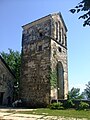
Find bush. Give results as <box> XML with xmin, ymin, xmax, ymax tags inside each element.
<box><xmin>78</xmin><ymin>102</ymin><xmax>89</xmax><ymax>110</ymax></box>
<box><xmin>64</xmin><ymin>100</ymin><xmax>75</xmax><ymax>109</ymax></box>
<box><xmin>49</xmin><ymin>102</ymin><xmax>64</xmax><ymax>110</ymax></box>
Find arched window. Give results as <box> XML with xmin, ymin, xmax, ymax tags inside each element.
<box><xmin>58</xmin><ymin>21</ymin><xmax>61</xmax><ymax>42</ymax></box>
<box><xmin>56</xmin><ymin>22</ymin><xmax>58</xmax><ymax>40</ymax></box>
<box><xmin>62</xmin><ymin>28</ymin><xmax>64</xmax><ymax>45</ymax></box>
<box><xmin>38</xmin><ymin>29</ymin><xmax>43</xmax><ymax>38</ymax></box>
<box><xmin>65</xmin><ymin>35</ymin><xmax>67</xmax><ymax>47</ymax></box>
<box><xmin>57</xmin><ymin>62</ymin><xmax>64</xmax><ymax>99</ymax></box>
<box><xmin>58</xmin><ymin>47</ymin><xmax>62</xmax><ymax>52</ymax></box>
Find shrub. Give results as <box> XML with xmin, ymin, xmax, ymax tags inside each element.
<box><xmin>64</xmin><ymin>100</ymin><xmax>75</xmax><ymax>109</ymax></box>
<box><xmin>78</xmin><ymin>102</ymin><xmax>89</xmax><ymax>110</ymax></box>
<box><xmin>49</xmin><ymin>102</ymin><xmax>64</xmax><ymax>110</ymax></box>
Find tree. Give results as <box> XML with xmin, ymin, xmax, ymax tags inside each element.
<box><xmin>0</xmin><ymin>48</ymin><xmax>21</xmax><ymax>83</ymax></box>
<box><xmin>68</xmin><ymin>87</ymin><xmax>84</xmax><ymax>100</ymax></box>
<box><xmin>70</xmin><ymin>0</ymin><xmax>90</xmax><ymax>26</ymax></box>
<box><xmin>1</xmin><ymin>49</ymin><xmax>21</xmax><ymax>100</ymax></box>
<box><xmin>84</xmin><ymin>81</ymin><xmax>90</xmax><ymax>99</ymax></box>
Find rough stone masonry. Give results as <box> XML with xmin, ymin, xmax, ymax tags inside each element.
<box><xmin>20</xmin><ymin>12</ymin><xmax>68</xmax><ymax>107</ymax></box>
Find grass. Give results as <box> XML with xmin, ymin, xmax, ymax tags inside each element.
<box><xmin>18</xmin><ymin>108</ymin><xmax>90</xmax><ymax>119</ymax></box>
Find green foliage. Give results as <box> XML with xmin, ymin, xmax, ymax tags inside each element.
<box><xmin>64</xmin><ymin>100</ymin><xmax>75</xmax><ymax>109</ymax></box>
<box><xmin>84</xmin><ymin>81</ymin><xmax>90</xmax><ymax>99</ymax></box>
<box><xmin>0</xmin><ymin>49</ymin><xmax>21</xmax><ymax>100</ymax></box>
<box><xmin>50</xmin><ymin>71</ymin><xmax>57</xmax><ymax>88</ymax></box>
<box><xmin>78</xmin><ymin>102</ymin><xmax>89</xmax><ymax>110</ymax></box>
<box><xmin>18</xmin><ymin>108</ymin><xmax>90</xmax><ymax>119</ymax></box>
<box><xmin>70</xmin><ymin>0</ymin><xmax>90</xmax><ymax>26</ymax></box>
<box><xmin>68</xmin><ymin>87</ymin><xmax>84</xmax><ymax>100</ymax></box>
<box><xmin>0</xmin><ymin>48</ymin><xmax>21</xmax><ymax>82</ymax></box>
<box><xmin>49</xmin><ymin>102</ymin><xmax>64</xmax><ymax>110</ymax></box>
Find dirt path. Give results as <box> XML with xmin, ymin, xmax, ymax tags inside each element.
<box><xmin>0</xmin><ymin>108</ymin><xmax>88</xmax><ymax>120</ymax></box>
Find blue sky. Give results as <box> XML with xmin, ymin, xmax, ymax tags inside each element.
<box><xmin>0</xmin><ymin>0</ymin><xmax>90</xmax><ymax>92</ymax></box>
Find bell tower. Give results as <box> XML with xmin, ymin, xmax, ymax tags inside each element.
<box><xmin>20</xmin><ymin>12</ymin><xmax>68</xmax><ymax>107</ymax></box>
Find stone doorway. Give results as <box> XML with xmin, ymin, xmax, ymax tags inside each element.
<box><xmin>0</xmin><ymin>92</ymin><xmax>4</xmax><ymax>105</ymax></box>
<box><xmin>57</xmin><ymin>62</ymin><xmax>64</xmax><ymax>99</ymax></box>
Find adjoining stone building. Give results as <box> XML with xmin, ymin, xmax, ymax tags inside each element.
<box><xmin>20</xmin><ymin>12</ymin><xmax>68</xmax><ymax>107</ymax></box>
<box><xmin>0</xmin><ymin>55</ymin><xmax>15</xmax><ymax>106</ymax></box>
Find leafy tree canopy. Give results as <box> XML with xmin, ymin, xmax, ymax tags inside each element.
<box><xmin>70</xmin><ymin>0</ymin><xmax>90</xmax><ymax>26</ymax></box>
<box><xmin>68</xmin><ymin>87</ymin><xmax>84</xmax><ymax>100</ymax></box>
<box><xmin>84</xmin><ymin>81</ymin><xmax>90</xmax><ymax>99</ymax></box>
<box><xmin>0</xmin><ymin>48</ymin><xmax>21</xmax><ymax>83</ymax></box>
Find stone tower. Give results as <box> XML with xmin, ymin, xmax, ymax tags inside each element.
<box><xmin>20</xmin><ymin>12</ymin><xmax>68</xmax><ymax>107</ymax></box>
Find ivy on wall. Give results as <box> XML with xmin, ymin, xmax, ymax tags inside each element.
<box><xmin>50</xmin><ymin>70</ymin><xmax>57</xmax><ymax>88</ymax></box>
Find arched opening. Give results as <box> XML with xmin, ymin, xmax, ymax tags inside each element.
<box><xmin>57</xmin><ymin>62</ymin><xmax>64</xmax><ymax>99</ymax></box>
<box><xmin>56</xmin><ymin>22</ymin><xmax>58</xmax><ymax>40</ymax></box>
<box><xmin>65</xmin><ymin>35</ymin><xmax>67</xmax><ymax>47</ymax></box>
<box><xmin>0</xmin><ymin>92</ymin><xmax>4</xmax><ymax>105</ymax></box>
<box><xmin>58</xmin><ymin>21</ymin><xmax>61</xmax><ymax>42</ymax></box>
<box><xmin>62</xmin><ymin>28</ymin><xmax>64</xmax><ymax>45</ymax></box>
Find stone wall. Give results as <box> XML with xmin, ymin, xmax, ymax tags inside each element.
<box><xmin>50</xmin><ymin>40</ymin><xmax>68</xmax><ymax>99</ymax></box>
<box><xmin>20</xmin><ymin>18</ymin><xmax>52</xmax><ymax>107</ymax></box>
<box><xmin>50</xmin><ymin>13</ymin><xmax>68</xmax><ymax>100</ymax></box>
<box><xmin>20</xmin><ymin>12</ymin><xmax>68</xmax><ymax>107</ymax></box>
<box><xmin>0</xmin><ymin>57</ymin><xmax>15</xmax><ymax>105</ymax></box>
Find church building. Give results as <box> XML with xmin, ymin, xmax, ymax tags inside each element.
<box><xmin>20</xmin><ymin>12</ymin><xmax>68</xmax><ymax>107</ymax></box>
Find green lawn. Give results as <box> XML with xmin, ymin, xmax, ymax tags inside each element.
<box><xmin>18</xmin><ymin>108</ymin><xmax>90</xmax><ymax>119</ymax></box>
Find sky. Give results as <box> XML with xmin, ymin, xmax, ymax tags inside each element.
<box><xmin>0</xmin><ymin>0</ymin><xmax>90</xmax><ymax>92</ymax></box>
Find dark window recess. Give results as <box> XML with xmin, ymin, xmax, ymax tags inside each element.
<box><xmin>0</xmin><ymin>92</ymin><xmax>4</xmax><ymax>105</ymax></box>
<box><xmin>39</xmin><ymin>32</ymin><xmax>43</xmax><ymax>37</ymax></box>
<box><xmin>58</xmin><ymin>47</ymin><xmax>61</xmax><ymax>52</ymax></box>
<box><xmin>65</xmin><ymin>36</ymin><xmax>67</xmax><ymax>46</ymax></box>
<box><xmin>56</xmin><ymin>22</ymin><xmax>58</xmax><ymax>40</ymax></box>
<box><xmin>45</xmin><ymin>28</ymin><xmax>47</xmax><ymax>30</ymax></box>
<box><xmin>59</xmin><ymin>31</ymin><xmax>61</xmax><ymax>42</ymax></box>
<box><xmin>62</xmin><ymin>37</ymin><xmax>64</xmax><ymax>44</ymax></box>
<box><xmin>38</xmin><ymin>45</ymin><xmax>42</xmax><ymax>51</ymax></box>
